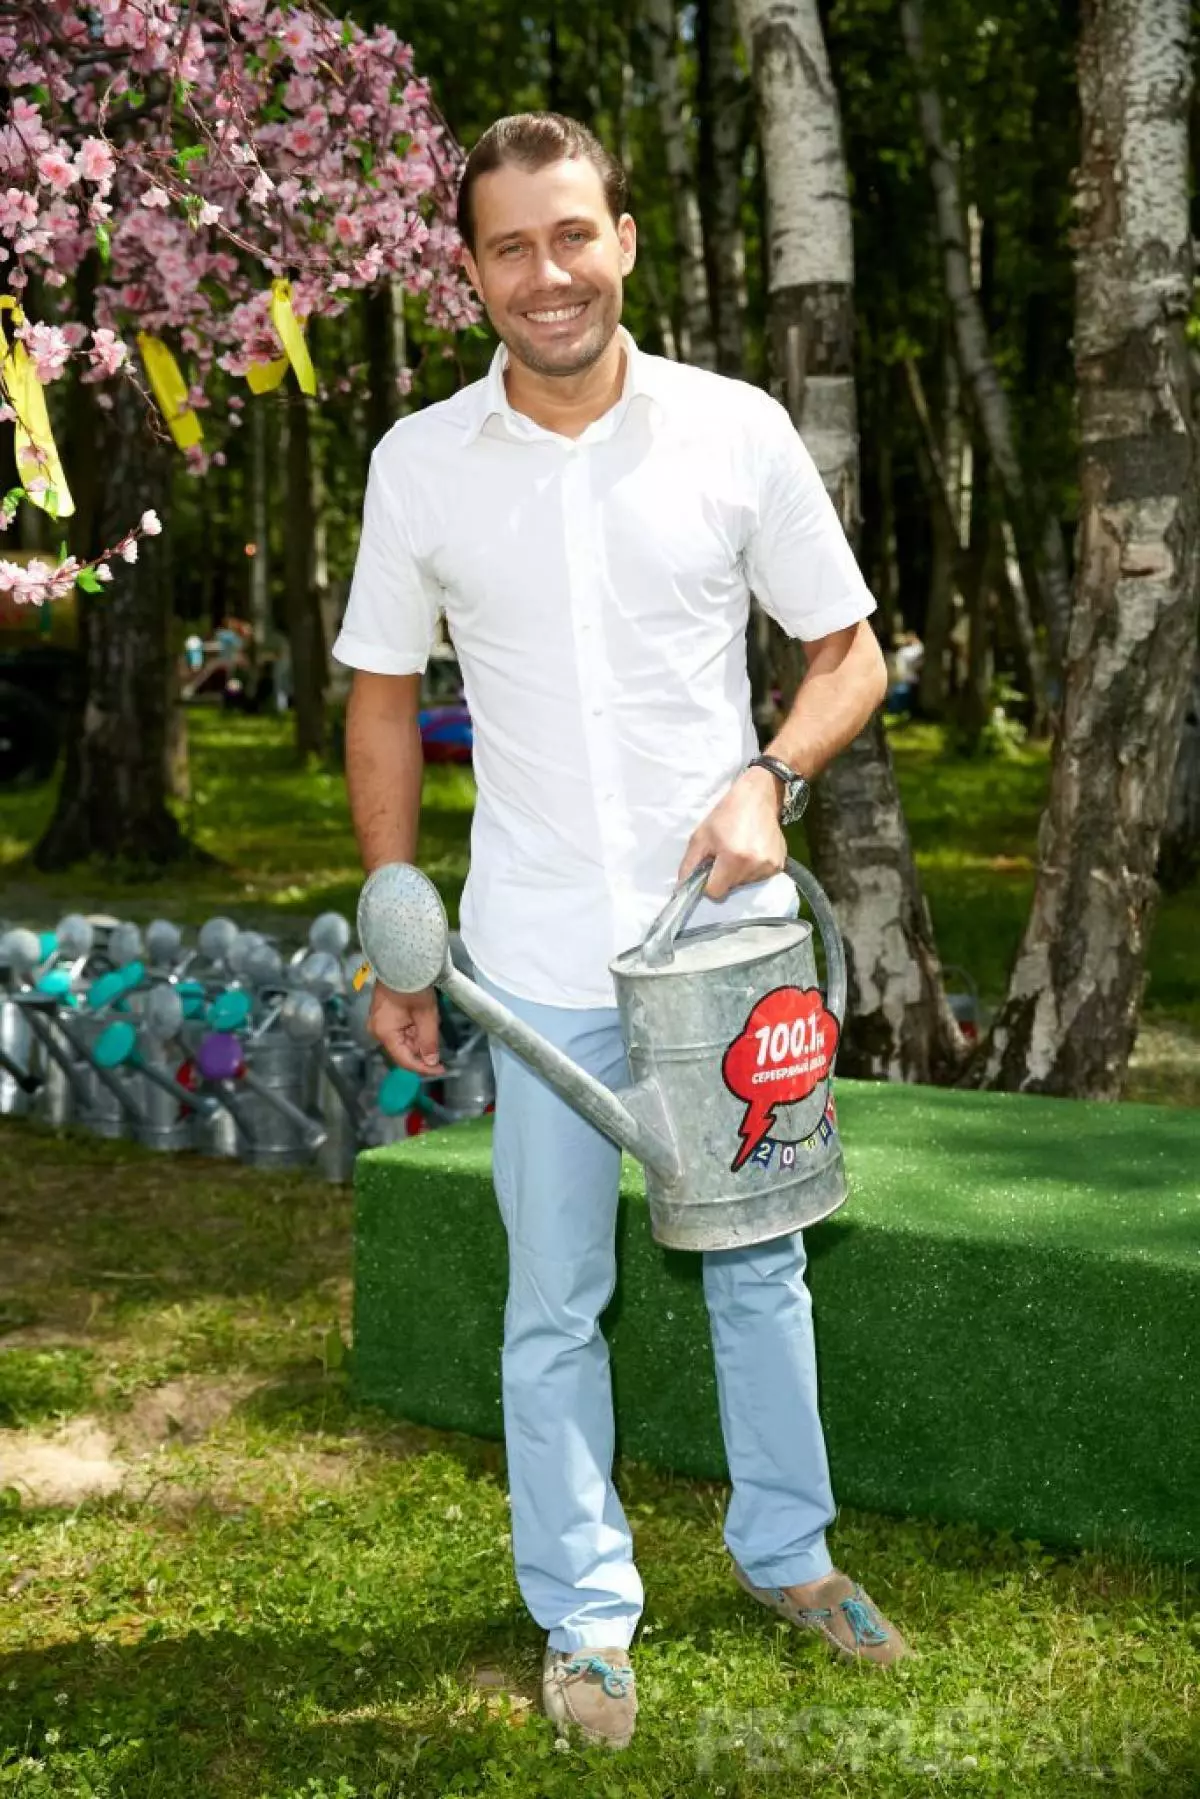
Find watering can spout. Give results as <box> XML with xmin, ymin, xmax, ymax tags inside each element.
<box><xmin>356</xmin><ymin>864</ymin><xmax>683</xmax><ymax>1186</ymax></box>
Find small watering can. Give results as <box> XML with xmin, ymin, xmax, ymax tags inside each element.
<box><xmin>357</xmin><ymin>855</ymin><xmax>849</xmax><ymax>1252</ymax></box>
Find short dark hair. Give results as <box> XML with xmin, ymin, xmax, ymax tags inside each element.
<box><xmin>456</xmin><ymin>112</ymin><xmax>629</xmax><ymax>257</ymax></box>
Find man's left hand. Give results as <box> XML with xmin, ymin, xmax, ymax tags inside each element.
<box><xmin>676</xmin><ymin>766</ymin><xmax>787</xmax><ymax>900</ymax></box>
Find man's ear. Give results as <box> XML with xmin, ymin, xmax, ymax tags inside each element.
<box><xmin>618</xmin><ymin>214</ymin><xmax>637</xmax><ymax>278</ymax></box>
<box><xmin>462</xmin><ymin>249</ymin><xmax>484</xmax><ymax>302</ymax></box>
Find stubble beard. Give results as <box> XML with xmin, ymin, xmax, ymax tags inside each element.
<box><xmin>500</xmin><ymin>294</ymin><xmax>619</xmax><ymax>380</ymax></box>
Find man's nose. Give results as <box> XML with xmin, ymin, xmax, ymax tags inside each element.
<box><xmin>532</xmin><ymin>256</ymin><xmax>573</xmax><ymax>287</ymax></box>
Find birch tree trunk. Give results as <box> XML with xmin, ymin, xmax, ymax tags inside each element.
<box><xmin>697</xmin><ymin>0</ymin><xmax>748</xmax><ymax>376</ymax></box>
<box><xmin>735</xmin><ymin>0</ymin><xmax>964</xmax><ymax>1083</ymax></box>
<box><xmin>900</xmin><ymin>0</ymin><xmax>1073</xmax><ymax>673</ymax></box>
<box><xmin>645</xmin><ymin>0</ymin><xmax>716</xmax><ymax>368</ymax></box>
<box><xmin>967</xmin><ymin>0</ymin><xmax>1198</xmax><ymax>1097</ymax></box>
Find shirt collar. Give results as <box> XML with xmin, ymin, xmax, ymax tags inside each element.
<box><xmin>460</xmin><ymin>324</ymin><xmax>664</xmax><ymax>446</ymax></box>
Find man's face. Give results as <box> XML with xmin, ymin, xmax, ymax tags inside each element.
<box><xmin>462</xmin><ymin>156</ymin><xmax>636</xmax><ymax>379</ymax></box>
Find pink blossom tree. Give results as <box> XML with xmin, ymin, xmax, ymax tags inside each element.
<box><xmin>0</xmin><ymin>0</ymin><xmax>477</xmax><ymax>864</ymax></box>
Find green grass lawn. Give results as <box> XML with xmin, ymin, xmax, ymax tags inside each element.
<box><xmin>1</xmin><ymin>1122</ymin><xmax>1196</xmax><ymax>1798</ymax></box>
<box><xmin>2</xmin><ymin>711</ymin><xmax>1197</xmax><ymax>1099</ymax></box>
<box><xmin>1</xmin><ymin>724</ymin><xmax>1197</xmax><ymax>1792</ymax></box>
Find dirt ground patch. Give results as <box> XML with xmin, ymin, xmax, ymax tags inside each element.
<box><xmin>0</xmin><ymin>1417</ymin><xmax>125</xmax><ymax>1508</ymax></box>
<box><xmin>0</xmin><ymin>1373</ymin><xmax>265</xmax><ymax>1507</ymax></box>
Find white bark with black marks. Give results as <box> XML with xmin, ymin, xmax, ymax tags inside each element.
<box><xmin>698</xmin><ymin>0</ymin><xmax>749</xmax><ymax>376</ymax></box>
<box><xmin>644</xmin><ymin>0</ymin><xmax>716</xmax><ymax>369</ymax></box>
<box><xmin>736</xmin><ymin>0</ymin><xmax>964</xmax><ymax>1081</ymax></box>
<box><xmin>968</xmin><ymin>0</ymin><xmax>1198</xmax><ymax>1096</ymax></box>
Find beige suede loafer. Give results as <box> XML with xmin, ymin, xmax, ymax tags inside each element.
<box><xmin>732</xmin><ymin>1561</ymin><xmax>913</xmax><ymax>1666</ymax></box>
<box><xmin>541</xmin><ymin>1644</ymin><xmax>637</xmax><ymax>1750</ymax></box>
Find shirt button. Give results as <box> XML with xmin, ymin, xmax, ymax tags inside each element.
<box><xmin>592</xmin><ymin>706</ymin><xmax>603</xmax><ymax>717</ymax></box>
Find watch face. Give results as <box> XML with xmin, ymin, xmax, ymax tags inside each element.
<box><xmin>783</xmin><ymin>780</ymin><xmax>809</xmax><ymax>823</ymax></box>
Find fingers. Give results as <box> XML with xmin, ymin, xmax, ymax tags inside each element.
<box><xmin>693</xmin><ymin>846</ymin><xmax>786</xmax><ymax>901</ymax></box>
<box><xmin>368</xmin><ymin>985</ymin><xmax>446</xmax><ymax>1077</ymax></box>
<box><xmin>677</xmin><ymin>836</ymin><xmax>715</xmax><ymax>886</ymax></box>
<box><xmin>408</xmin><ymin>989</ymin><xmax>445</xmax><ymax>1072</ymax></box>
<box><xmin>377</xmin><ymin>1034</ymin><xmax>445</xmax><ymax>1078</ymax></box>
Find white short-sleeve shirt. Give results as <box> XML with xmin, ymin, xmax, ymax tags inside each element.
<box><xmin>333</xmin><ymin>326</ymin><xmax>876</xmax><ymax>1007</ymax></box>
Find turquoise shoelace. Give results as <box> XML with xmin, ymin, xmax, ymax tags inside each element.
<box><xmin>563</xmin><ymin>1653</ymin><xmax>634</xmax><ymax>1698</ymax></box>
<box><xmin>840</xmin><ymin>1592</ymin><xmax>890</xmax><ymax>1647</ymax></box>
<box><xmin>784</xmin><ymin>1585</ymin><xmax>890</xmax><ymax>1648</ymax></box>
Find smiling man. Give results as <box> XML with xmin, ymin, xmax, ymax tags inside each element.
<box><xmin>334</xmin><ymin>113</ymin><xmax>907</xmax><ymax>1753</ymax></box>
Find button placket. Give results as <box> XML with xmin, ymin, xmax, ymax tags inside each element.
<box><xmin>562</xmin><ymin>447</ymin><xmax>634</xmax><ymax>926</ymax></box>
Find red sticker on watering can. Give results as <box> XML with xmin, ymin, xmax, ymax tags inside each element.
<box><xmin>721</xmin><ymin>985</ymin><xmax>839</xmax><ymax>1172</ymax></box>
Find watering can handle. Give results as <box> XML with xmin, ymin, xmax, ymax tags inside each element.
<box><xmin>639</xmin><ymin>855</ymin><xmax>847</xmax><ymax>1028</ymax></box>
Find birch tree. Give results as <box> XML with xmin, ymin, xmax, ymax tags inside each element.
<box><xmin>968</xmin><ymin>0</ymin><xmax>1198</xmax><ymax>1097</ymax></box>
<box><xmin>644</xmin><ymin>0</ymin><xmax>717</xmax><ymax>368</ymax></box>
<box><xmin>901</xmin><ymin>0</ymin><xmax>1073</xmax><ymax>676</ymax></box>
<box><xmin>734</xmin><ymin>0</ymin><xmax>964</xmax><ymax>1082</ymax></box>
<box><xmin>697</xmin><ymin>0</ymin><xmax>749</xmax><ymax>377</ymax></box>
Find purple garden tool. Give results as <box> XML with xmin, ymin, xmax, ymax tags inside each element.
<box><xmin>196</xmin><ymin>1028</ymin><xmax>327</xmax><ymax>1160</ymax></box>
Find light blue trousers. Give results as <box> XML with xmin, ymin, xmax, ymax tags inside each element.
<box><xmin>477</xmin><ymin>968</ymin><xmax>837</xmax><ymax>1653</ymax></box>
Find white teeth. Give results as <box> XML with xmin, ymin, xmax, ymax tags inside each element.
<box><xmin>526</xmin><ymin>303</ymin><xmax>586</xmax><ymax>323</ymax></box>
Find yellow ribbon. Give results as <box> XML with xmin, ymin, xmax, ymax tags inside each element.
<box><xmin>0</xmin><ymin>297</ymin><xmax>76</xmax><ymax>519</ymax></box>
<box><xmin>245</xmin><ymin>353</ymin><xmax>288</xmax><ymax>394</ymax></box>
<box><xmin>137</xmin><ymin>332</ymin><xmax>204</xmax><ymax>450</ymax></box>
<box><xmin>246</xmin><ymin>279</ymin><xmax>316</xmax><ymax>396</ymax></box>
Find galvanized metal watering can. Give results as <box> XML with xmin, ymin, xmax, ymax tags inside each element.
<box><xmin>357</xmin><ymin>856</ymin><xmax>849</xmax><ymax>1252</ymax></box>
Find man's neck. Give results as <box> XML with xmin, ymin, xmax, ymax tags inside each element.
<box><xmin>503</xmin><ymin>332</ymin><xmax>627</xmax><ymax>441</ymax></box>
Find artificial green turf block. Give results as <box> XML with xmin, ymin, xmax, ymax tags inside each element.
<box><xmin>352</xmin><ymin>1081</ymin><xmax>1200</xmax><ymax>1563</ymax></box>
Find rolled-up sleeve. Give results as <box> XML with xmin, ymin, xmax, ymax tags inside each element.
<box><xmin>331</xmin><ymin>448</ymin><xmax>443</xmax><ymax>675</ymax></box>
<box><xmin>743</xmin><ymin>394</ymin><xmax>876</xmax><ymax>643</ymax></box>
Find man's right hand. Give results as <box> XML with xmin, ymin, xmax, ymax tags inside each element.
<box><xmin>367</xmin><ymin>981</ymin><xmax>446</xmax><ymax>1077</ymax></box>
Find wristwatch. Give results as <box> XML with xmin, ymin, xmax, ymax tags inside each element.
<box><xmin>747</xmin><ymin>754</ymin><xmax>811</xmax><ymax>826</ymax></box>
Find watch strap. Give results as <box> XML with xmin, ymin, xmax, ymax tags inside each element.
<box><xmin>746</xmin><ymin>754</ymin><xmax>810</xmax><ymax>824</ymax></box>
<box><xmin>748</xmin><ymin>754</ymin><xmax>800</xmax><ymax>788</ymax></box>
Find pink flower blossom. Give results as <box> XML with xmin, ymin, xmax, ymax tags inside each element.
<box><xmin>16</xmin><ymin>320</ymin><xmax>71</xmax><ymax>382</ymax></box>
<box><xmin>9</xmin><ymin>97</ymin><xmax>50</xmax><ymax>152</ymax></box>
<box><xmin>140</xmin><ymin>509</ymin><xmax>163</xmax><ymax>535</ymax></box>
<box><xmin>0</xmin><ymin>188</ymin><xmax>39</xmax><ymax>236</ymax></box>
<box><xmin>120</xmin><ymin>539</ymin><xmax>138</xmax><ymax>564</ymax></box>
<box><xmin>35</xmin><ymin>149</ymin><xmax>79</xmax><ymax>192</ymax></box>
<box><xmin>87</xmin><ymin>327</ymin><xmax>127</xmax><ymax>377</ymax></box>
<box><xmin>279</xmin><ymin>16</ymin><xmax>314</xmax><ymax>67</ymax></box>
<box><xmin>75</xmin><ymin>137</ymin><xmax>115</xmax><ymax>184</ymax></box>
<box><xmin>0</xmin><ymin>0</ymin><xmax>479</xmax><ymax>593</ymax></box>
<box><xmin>285</xmin><ymin>123</ymin><xmax>319</xmax><ymax>158</ymax></box>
